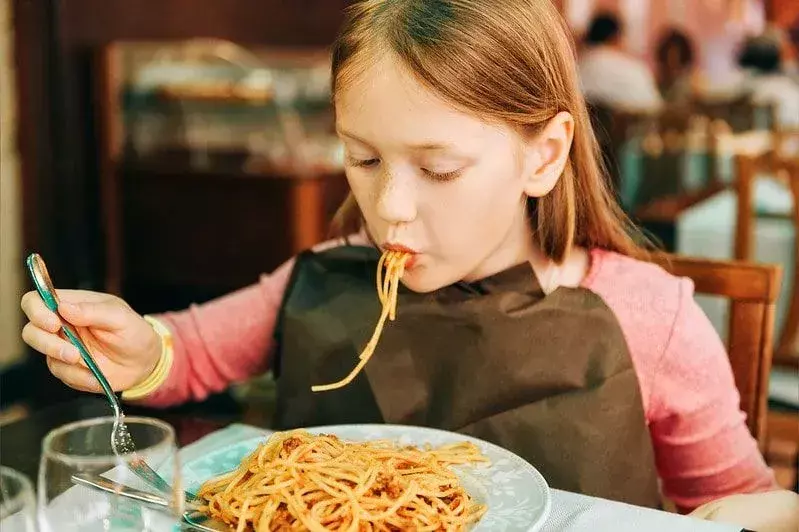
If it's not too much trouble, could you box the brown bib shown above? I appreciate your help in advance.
[272,246,661,507]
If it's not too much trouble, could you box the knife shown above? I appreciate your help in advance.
[70,473,230,530]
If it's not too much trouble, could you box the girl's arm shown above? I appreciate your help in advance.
[135,259,295,407]
[132,234,365,407]
[585,250,778,512]
[649,278,778,511]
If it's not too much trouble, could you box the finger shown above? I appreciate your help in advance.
[20,291,62,333]
[22,323,81,364]
[54,289,125,305]
[47,357,103,393]
[688,501,721,520]
[57,296,133,330]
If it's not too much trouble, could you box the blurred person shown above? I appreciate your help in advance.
[738,31,799,127]
[654,28,699,105]
[578,11,663,113]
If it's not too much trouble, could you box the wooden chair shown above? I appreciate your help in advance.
[734,142,799,368]
[778,168,799,368]
[694,95,777,133]
[655,254,782,449]
[587,103,649,197]
[636,113,685,205]
[634,182,726,253]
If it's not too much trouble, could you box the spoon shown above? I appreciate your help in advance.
[26,254,173,496]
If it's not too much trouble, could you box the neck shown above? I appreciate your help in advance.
[460,206,563,290]
[459,203,590,290]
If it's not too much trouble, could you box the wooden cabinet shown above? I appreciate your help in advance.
[119,156,348,313]
[15,0,354,309]
[10,0,360,409]
[93,39,350,311]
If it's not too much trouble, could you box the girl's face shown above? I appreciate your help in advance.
[336,55,572,292]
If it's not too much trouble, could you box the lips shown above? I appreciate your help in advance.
[383,243,418,254]
[382,243,420,268]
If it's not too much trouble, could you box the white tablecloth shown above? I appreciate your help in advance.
[180,423,742,532]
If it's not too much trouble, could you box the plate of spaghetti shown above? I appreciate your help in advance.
[182,424,551,531]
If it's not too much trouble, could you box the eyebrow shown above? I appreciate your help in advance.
[337,129,457,152]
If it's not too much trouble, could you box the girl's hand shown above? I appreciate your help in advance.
[21,290,161,393]
[689,490,799,532]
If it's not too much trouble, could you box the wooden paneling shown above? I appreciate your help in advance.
[15,0,351,292]
[13,0,56,278]
[60,0,350,46]
[119,159,349,312]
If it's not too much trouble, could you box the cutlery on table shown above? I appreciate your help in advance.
[70,473,229,531]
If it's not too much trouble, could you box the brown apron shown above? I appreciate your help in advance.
[272,246,661,507]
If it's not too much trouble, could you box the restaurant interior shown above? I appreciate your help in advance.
[0,0,797,530]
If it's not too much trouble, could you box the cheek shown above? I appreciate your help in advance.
[424,163,524,243]
[345,170,375,212]
[345,169,366,197]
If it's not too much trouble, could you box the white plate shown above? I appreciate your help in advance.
[182,424,551,531]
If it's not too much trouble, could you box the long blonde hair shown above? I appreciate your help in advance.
[330,0,649,261]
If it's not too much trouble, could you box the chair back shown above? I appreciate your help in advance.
[637,110,692,206]
[695,95,777,133]
[733,136,799,368]
[655,254,782,449]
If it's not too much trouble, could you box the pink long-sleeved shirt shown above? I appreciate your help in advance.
[140,244,777,510]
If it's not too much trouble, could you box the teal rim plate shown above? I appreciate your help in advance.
[182,424,551,532]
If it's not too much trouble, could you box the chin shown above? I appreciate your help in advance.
[400,266,451,293]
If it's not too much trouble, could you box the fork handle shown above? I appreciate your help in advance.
[61,322,120,411]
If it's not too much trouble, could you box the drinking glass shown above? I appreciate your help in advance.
[0,466,37,531]
[37,416,183,532]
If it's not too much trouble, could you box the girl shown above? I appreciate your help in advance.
[21,0,794,527]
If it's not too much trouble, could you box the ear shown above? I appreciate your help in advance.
[521,111,575,198]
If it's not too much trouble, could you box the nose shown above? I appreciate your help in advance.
[375,166,416,224]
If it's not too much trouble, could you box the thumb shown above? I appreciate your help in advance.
[688,503,715,519]
[58,297,132,331]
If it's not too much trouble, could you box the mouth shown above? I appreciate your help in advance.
[382,243,420,268]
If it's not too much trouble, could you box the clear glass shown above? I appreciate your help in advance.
[37,416,182,532]
[0,466,37,531]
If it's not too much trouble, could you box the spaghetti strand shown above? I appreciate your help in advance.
[312,250,410,392]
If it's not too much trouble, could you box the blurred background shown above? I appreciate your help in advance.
[0,0,796,482]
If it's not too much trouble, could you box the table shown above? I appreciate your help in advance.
[0,397,747,531]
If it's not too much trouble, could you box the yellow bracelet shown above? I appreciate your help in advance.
[121,316,174,401]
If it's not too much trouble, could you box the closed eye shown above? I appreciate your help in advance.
[421,168,463,182]
[346,157,380,169]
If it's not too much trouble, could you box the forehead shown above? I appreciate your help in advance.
[335,53,508,148]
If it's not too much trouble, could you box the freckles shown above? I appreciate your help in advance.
[346,171,371,197]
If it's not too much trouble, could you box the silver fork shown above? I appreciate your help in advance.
[27,254,173,496]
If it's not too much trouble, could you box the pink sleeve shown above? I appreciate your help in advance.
[138,259,295,407]
[136,234,366,407]
[647,278,777,510]
[586,250,777,511]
